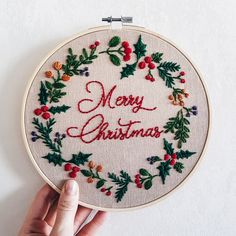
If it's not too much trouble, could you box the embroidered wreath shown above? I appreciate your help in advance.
[30,35,198,202]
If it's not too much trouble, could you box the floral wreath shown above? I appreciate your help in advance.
[30,35,198,203]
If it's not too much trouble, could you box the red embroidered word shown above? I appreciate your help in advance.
[67,114,163,144]
[77,81,157,114]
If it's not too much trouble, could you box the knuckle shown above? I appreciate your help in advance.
[58,198,76,211]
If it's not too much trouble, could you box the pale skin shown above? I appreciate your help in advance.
[19,180,107,236]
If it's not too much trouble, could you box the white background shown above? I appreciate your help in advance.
[0,0,235,235]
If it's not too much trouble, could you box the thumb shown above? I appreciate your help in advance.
[50,180,79,236]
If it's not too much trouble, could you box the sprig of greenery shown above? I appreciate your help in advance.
[62,47,98,76]
[108,171,133,202]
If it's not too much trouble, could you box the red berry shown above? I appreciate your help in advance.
[123,54,131,61]
[95,41,100,46]
[42,112,50,120]
[64,163,72,171]
[144,56,152,63]
[180,79,186,83]
[69,171,77,178]
[137,183,142,188]
[101,188,106,192]
[170,159,176,166]
[135,178,141,184]
[90,44,96,49]
[41,105,48,112]
[34,108,42,116]
[124,47,132,54]
[135,174,140,179]
[164,154,170,161]
[145,75,151,80]
[171,153,177,159]
[150,77,155,82]
[148,62,155,70]
[72,166,80,172]
[106,191,112,196]
[139,61,146,69]
[180,71,185,76]
[122,41,129,48]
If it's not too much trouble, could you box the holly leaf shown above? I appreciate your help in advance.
[151,52,163,63]
[174,162,184,173]
[177,150,196,159]
[120,62,136,79]
[157,161,171,184]
[69,152,92,166]
[163,139,174,155]
[133,35,147,60]
[38,81,48,105]
[108,36,121,47]
[49,105,71,114]
[42,152,64,166]
[110,54,121,66]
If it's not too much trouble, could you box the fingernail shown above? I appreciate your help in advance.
[64,180,78,195]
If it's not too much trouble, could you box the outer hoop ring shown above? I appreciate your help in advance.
[21,25,211,212]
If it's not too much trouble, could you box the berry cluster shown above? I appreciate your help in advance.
[54,132,66,145]
[134,174,143,188]
[179,71,186,83]
[185,106,198,117]
[121,41,132,61]
[168,89,189,106]
[64,163,80,178]
[89,40,100,50]
[78,67,89,77]
[138,56,156,82]
[31,131,39,142]
[34,106,51,120]
[100,187,112,196]
[146,156,161,165]
[164,153,177,166]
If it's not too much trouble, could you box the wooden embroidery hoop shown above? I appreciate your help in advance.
[21,24,211,212]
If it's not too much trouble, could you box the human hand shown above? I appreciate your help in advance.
[19,180,107,236]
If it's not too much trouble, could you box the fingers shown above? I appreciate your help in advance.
[24,184,58,222]
[77,211,107,236]
[44,197,58,227]
[50,180,79,236]
[74,206,93,233]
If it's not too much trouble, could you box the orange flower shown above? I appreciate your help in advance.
[179,101,185,106]
[168,95,174,100]
[45,71,53,78]
[53,61,62,70]
[96,165,103,172]
[88,161,95,169]
[87,177,93,183]
[62,74,70,81]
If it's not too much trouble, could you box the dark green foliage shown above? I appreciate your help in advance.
[120,62,137,79]
[42,152,64,166]
[174,162,184,173]
[96,179,105,189]
[108,36,121,47]
[157,161,171,184]
[133,35,147,60]
[108,171,132,202]
[49,105,71,114]
[110,54,121,66]
[81,169,92,177]
[69,152,92,166]
[151,52,163,63]
[177,150,196,159]
[38,81,48,105]
[163,138,174,155]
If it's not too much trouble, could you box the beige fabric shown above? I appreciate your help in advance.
[24,28,209,209]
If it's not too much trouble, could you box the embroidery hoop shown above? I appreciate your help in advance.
[21,24,211,211]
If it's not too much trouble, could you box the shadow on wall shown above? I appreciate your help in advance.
[0,39,62,235]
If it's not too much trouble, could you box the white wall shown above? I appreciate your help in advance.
[0,0,235,235]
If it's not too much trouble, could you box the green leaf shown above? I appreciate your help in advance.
[144,180,152,190]
[177,150,196,159]
[53,82,66,89]
[82,48,88,58]
[174,162,184,173]
[151,52,163,63]
[81,169,92,177]
[108,36,121,47]
[120,62,136,79]
[159,62,180,72]
[49,105,71,115]
[163,139,174,155]
[157,161,171,184]
[158,68,175,88]
[42,152,64,166]
[69,152,92,166]
[139,168,150,176]
[133,35,147,60]
[108,170,132,202]
[38,81,48,105]
[96,179,105,189]
[109,54,121,66]
[45,81,53,90]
